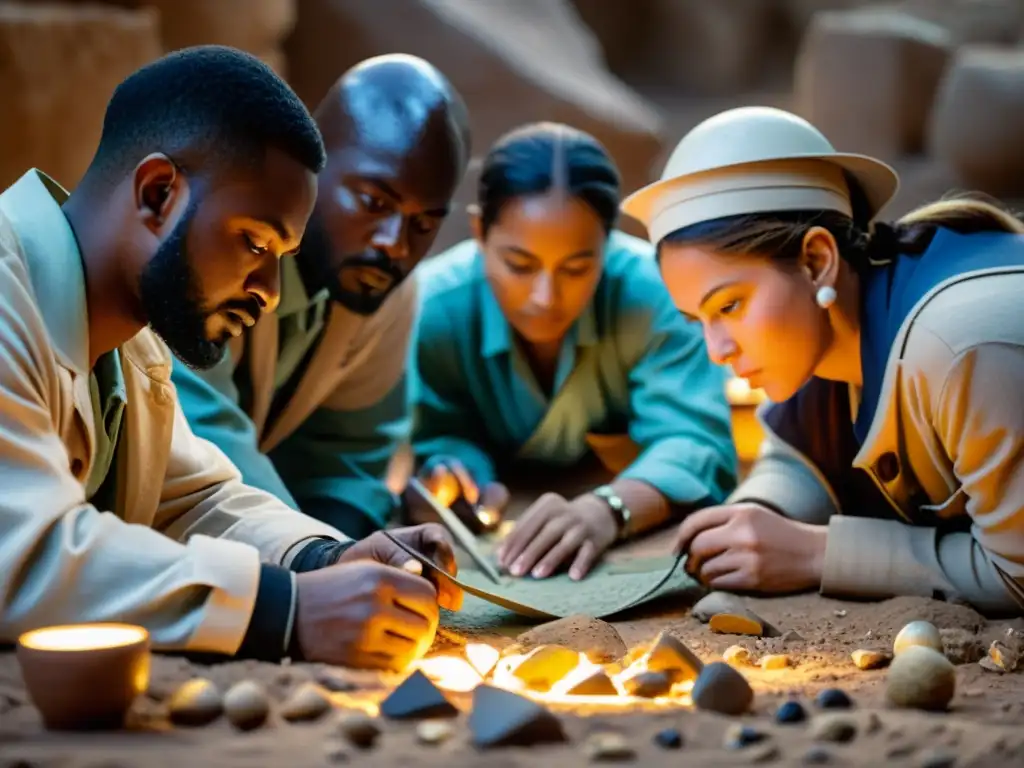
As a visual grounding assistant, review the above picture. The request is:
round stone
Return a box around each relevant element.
[886,645,956,711]
[653,728,683,749]
[775,700,807,724]
[815,688,853,709]
[893,621,944,657]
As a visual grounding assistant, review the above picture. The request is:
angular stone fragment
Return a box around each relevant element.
[691,662,753,716]
[469,685,566,748]
[565,670,617,696]
[379,670,458,720]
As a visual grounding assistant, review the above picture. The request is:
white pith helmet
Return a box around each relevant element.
[620,106,900,244]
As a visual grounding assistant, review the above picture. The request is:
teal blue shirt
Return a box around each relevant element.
[410,231,738,507]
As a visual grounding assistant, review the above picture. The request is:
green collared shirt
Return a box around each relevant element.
[85,350,126,508]
[273,257,330,390]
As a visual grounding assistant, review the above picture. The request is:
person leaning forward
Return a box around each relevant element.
[623,106,1024,616]
[0,46,460,671]
[171,54,472,539]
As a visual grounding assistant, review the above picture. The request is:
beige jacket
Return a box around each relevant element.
[0,170,348,654]
[734,261,1024,615]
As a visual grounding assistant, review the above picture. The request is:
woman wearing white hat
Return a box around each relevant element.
[622,106,1024,615]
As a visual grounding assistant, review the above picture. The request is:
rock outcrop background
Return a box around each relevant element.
[3,0,1024,251]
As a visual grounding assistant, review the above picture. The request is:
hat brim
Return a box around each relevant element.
[620,151,900,238]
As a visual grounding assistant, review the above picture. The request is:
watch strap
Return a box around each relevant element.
[593,484,632,541]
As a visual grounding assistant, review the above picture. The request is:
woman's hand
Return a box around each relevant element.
[496,492,619,581]
[673,503,827,593]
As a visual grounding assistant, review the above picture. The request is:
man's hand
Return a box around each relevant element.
[673,503,827,593]
[407,456,510,527]
[496,492,618,581]
[293,561,441,670]
[338,524,462,610]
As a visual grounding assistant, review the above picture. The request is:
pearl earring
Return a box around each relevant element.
[815,286,837,309]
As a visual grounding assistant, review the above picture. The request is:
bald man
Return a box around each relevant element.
[172,55,472,537]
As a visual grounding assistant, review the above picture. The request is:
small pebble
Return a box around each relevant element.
[338,713,381,749]
[979,657,1005,673]
[774,700,807,724]
[852,649,891,670]
[623,671,671,699]
[223,680,270,731]
[324,744,349,763]
[416,720,454,745]
[586,732,635,761]
[725,724,766,749]
[166,678,223,726]
[810,714,857,743]
[815,689,852,710]
[886,646,956,711]
[781,630,806,644]
[894,621,944,657]
[747,743,781,764]
[988,640,1019,671]
[803,745,834,764]
[316,670,358,693]
[653,728,683,749]
[280,682,332,722]
[834,610,847,618]
[917,748,957,768]
[724,645,752,665]
[760,654,791,671]
[865,712,883,734]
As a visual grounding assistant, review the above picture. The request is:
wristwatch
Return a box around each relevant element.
[593,484,632,541]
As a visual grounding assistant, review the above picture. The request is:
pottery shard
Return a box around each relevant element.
[281,682,333,722]
[929,46,1024,197]
[223,680,271,731]
[511,645,580,692]
[469,685,566,748]
[285,0,663,252]
[0,3,161,191]
[709,611,777,638]
[643,630,704,683]
[379,670,458,720]
[794,8,952,159]
[516,615,627,664]
[691,662,754,716]
[167,678,223,726]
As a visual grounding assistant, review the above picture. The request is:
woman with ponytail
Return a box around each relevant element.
[409,122,737,581]
[622,106,1024,615]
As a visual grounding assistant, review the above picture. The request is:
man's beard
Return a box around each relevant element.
[301,212,408,316]
[138,199,225,370]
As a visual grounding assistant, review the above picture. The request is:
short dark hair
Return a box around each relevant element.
[477,122,620,237]
[90,45,325,183]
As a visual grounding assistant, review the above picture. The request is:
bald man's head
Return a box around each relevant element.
[298,54,471,315]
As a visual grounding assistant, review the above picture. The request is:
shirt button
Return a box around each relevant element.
[875,452,900,483]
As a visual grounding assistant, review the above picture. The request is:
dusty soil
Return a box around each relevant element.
[2,520,1023,768]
